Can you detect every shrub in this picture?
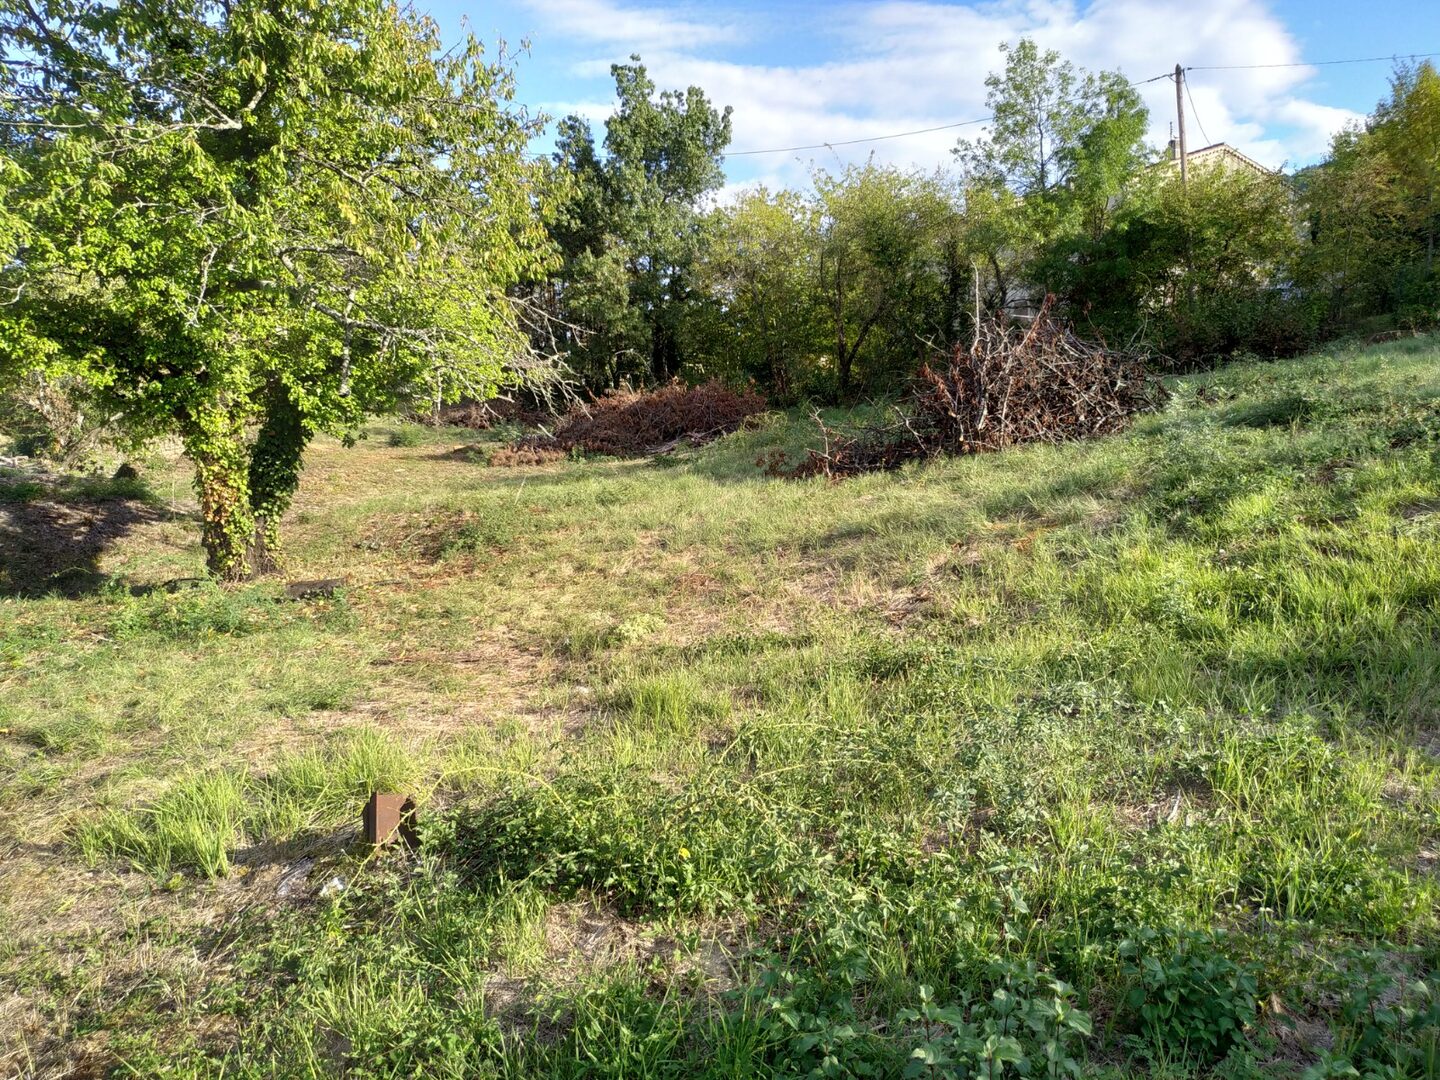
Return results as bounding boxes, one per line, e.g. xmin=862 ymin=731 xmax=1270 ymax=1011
xmin=742 ymin=958 xmax=1093 ymax=1079
xmin=1305 ymin=950 xmax=1440 ymax=1079
xmin=0 ymin=372 xmax=120 ymax=468
xmin=1162 ymin=291 xmax=1324 ymax=365
xmin=386 ymin=424 xmax=426 ymax=447
xmin=1120 ymin=928 xmax=1259 ymax=1065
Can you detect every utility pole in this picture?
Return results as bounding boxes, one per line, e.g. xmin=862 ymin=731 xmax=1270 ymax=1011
xmin=1175 ymin=63 xmax=1188 ymax=190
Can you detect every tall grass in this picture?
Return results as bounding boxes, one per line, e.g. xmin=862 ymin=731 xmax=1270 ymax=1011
xmin=74 ymin=730 xmax=419 ymax=876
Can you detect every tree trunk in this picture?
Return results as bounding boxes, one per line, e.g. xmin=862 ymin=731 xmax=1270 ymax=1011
xmin=247 ymin=386 xmax=308 ymax=577
xmin=834 ymin=267 xmax=850 ymax=399
xmin=183 ymin=408 xmax=257 ymax=581
xmin=650 ymin=319 xmax=678 ymax=383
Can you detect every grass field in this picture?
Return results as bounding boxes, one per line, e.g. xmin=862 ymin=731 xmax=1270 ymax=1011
xmin=2 ymin=337 xmax=1439 ymax=1078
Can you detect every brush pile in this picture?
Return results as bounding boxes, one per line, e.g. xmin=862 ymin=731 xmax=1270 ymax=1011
xmin=417 ymin=398 xmax=551 ymax=430
xmin=498 ymin=380 xmax=767 ymax=463
xmin=793 ymin=302 xmax=1166 ymax=478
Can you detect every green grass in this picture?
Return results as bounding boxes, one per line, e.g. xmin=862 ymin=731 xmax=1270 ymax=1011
xmin=72 ymin=729 xmax=421 ymax=876
xmin=2 ymin=337 xmax=1440 ymax=1077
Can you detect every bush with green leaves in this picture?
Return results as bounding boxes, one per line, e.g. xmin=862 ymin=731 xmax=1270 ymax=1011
xmin=1119 ymin=929 xmax=1259 ymax=1065
xmin=734 ymin=956 xmax=1093 ymax=1080
xmin=1300 ymin=951 xmax=1440 ymax=1080
xmin=0 ymin=372 xmax=119 ymax=467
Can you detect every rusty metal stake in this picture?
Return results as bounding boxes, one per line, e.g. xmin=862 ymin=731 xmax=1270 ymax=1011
xmin=363 ymin=792 xmax=419 ymax=851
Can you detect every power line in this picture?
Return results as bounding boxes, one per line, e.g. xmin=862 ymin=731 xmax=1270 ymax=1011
xmin=725 ymin=70 xmax=1172 ymax=157
xmin=1182 ymin=74 xmax=1212 ymax=147
xmin=1188 ymin=51 xmax=1439 ymax=71
xmin=540 ymin=48 xmax=1439 ymax=163
xmin=726 ymin=116 xmax=991 ymax=157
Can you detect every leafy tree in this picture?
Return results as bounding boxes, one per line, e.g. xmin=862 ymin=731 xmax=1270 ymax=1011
xmin=957 ymin=181 xmax=1029 ymax=316
xmin=1371 ymin=60 xmax=1440 ymax=293
xmin=954 ymin=39 xmax=1148 ymax=305
xmin=688 ymin=188 xmax=824 ymax=400
xmin=815 ymin=165 xmax=959 ymax=397
xmin=1294 ymin=127 xmax=1409 ymax=326
xmin=549 ymin=58 xmax=732 ymax=387
xmin=1111 ymin=167 xmax=1300 ymax=358
xmin=0 ymin=0 xmax=554 ymax=579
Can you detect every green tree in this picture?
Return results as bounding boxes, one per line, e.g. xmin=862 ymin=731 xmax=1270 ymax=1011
xmin=1114 ymin=167 xmax=1299 ymax=357
xmin=0 ymin=0 xmax=554 ymax=579
xmin=1295 ymin=126 xmax=1409 ymax=326
xmin=688 ymin=188 xmax=824 ymax=400
xmin=815 ymin=165 xmax=959 ymax=398
xmin=957 ymin=181 xmax=1029 ymax=316
xmin=954 ymin=38 xmax=1148 ymax=299
xmin=1371 ymin=60 xmax=1440 ymax=290
xmin=549 ymin=58 xmax=732 ymax=387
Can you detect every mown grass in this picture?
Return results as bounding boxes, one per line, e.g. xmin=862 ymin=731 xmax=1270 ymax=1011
xmin=2 ymin=338 xmax=1439 ymax=1077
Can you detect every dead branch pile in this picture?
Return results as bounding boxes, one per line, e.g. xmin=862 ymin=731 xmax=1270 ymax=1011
xmin=501 ymin=380 xmax=766 ymax=462
xmin=486 ymin=444 xmax=568 ymax=467
xmin=417 ymin=398 xmax=552 ymax=430
xmin=793 ymin=302 xmax=1166 ymax=478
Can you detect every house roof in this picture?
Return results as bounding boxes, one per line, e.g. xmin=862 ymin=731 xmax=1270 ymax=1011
xmin=1162 ymin=141 xmax=1273 ymax=176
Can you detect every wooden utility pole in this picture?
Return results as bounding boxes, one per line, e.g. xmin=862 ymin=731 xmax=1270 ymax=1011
xmin=1175 ymin=63 xmax=1188 ymax=190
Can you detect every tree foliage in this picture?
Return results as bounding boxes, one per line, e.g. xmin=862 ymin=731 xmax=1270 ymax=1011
xmin=1373 ymin=61 xmax=1440 ymax=279
xmin=688 ymin=188 xmax=823 ymax=401
xmin=1294 ymin=128 xmax=1409 ymax=326
xmin=547 ymin=58 xmax=732 ymax=387
xmin=687 ymin=167 xmax=961 ymax=401
xmin=1042 ymin=165 xmax=1299 ymax=357
xmin=954 ymin=39 xmax=1149 ymax=301
xmin=0 ymin=0 xmax=554 ymax=577
xmin=815 ymin=166 xmax=961 ymax=396
xmin=626 ymin=42 xmax=1438 ymax=393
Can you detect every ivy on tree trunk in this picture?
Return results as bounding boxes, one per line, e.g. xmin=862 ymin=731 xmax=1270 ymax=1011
xmin=184 ymin=406 xmax=257 ymax=582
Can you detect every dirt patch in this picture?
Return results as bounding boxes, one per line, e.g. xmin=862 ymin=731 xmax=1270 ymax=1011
xmin=1113 ymin=785 xmax=1211 ymax=831
xmin=486 ymin=444 xmax=568 ymax=468
xmin=1398 ymin=497 xmax=1440 ymax=521
xmin=0 ymin=843 xmax=273 ymax=1078
xmin=539 ymin=899 xmax=742 ymax=991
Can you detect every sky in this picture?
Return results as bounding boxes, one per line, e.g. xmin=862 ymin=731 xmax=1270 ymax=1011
xmin=426 ymin=0 xmax=1440 ymax=194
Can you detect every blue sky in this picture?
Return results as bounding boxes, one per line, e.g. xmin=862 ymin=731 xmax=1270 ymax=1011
xmin=426 ymin=0 xmax=1440 ymax=192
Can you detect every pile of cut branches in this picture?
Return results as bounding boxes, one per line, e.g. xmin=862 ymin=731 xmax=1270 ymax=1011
xmin=417 ymin=397 xmax=552 ymax=430
xmin=793 ymin=301 xmax=1166 ymax=478
xmin=499 ymin=380 xmax=766 ymax=462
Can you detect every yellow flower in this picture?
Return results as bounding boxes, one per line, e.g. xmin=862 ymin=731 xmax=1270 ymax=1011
xmin=678 ymin=847 xmax=690 ymax=860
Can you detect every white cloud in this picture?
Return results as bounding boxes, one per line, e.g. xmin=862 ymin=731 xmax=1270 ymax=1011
xmin=524 ymin=0 xmax=1370 ymax=184
xmin=1268 ymin=98 xmax=1366 ymax=160
xmin=538 ymin=98 xmax=615 ymax=127
xmin=521 ymin=0 xmax=744 ymax=52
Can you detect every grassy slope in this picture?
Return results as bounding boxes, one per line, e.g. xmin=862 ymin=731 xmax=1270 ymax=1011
xmin=2 ymin=337 xmax=1439 ymax=1078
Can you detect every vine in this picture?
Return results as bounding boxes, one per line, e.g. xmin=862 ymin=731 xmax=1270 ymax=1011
xmin=182 ymin=403 xmax=256 ymax=582
xmin=247 ymin=386 xmax=309 ymax=576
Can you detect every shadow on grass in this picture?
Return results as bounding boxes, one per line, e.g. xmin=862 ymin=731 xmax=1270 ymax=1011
xmin=0 ymin=473 xmax=180 ymax=598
